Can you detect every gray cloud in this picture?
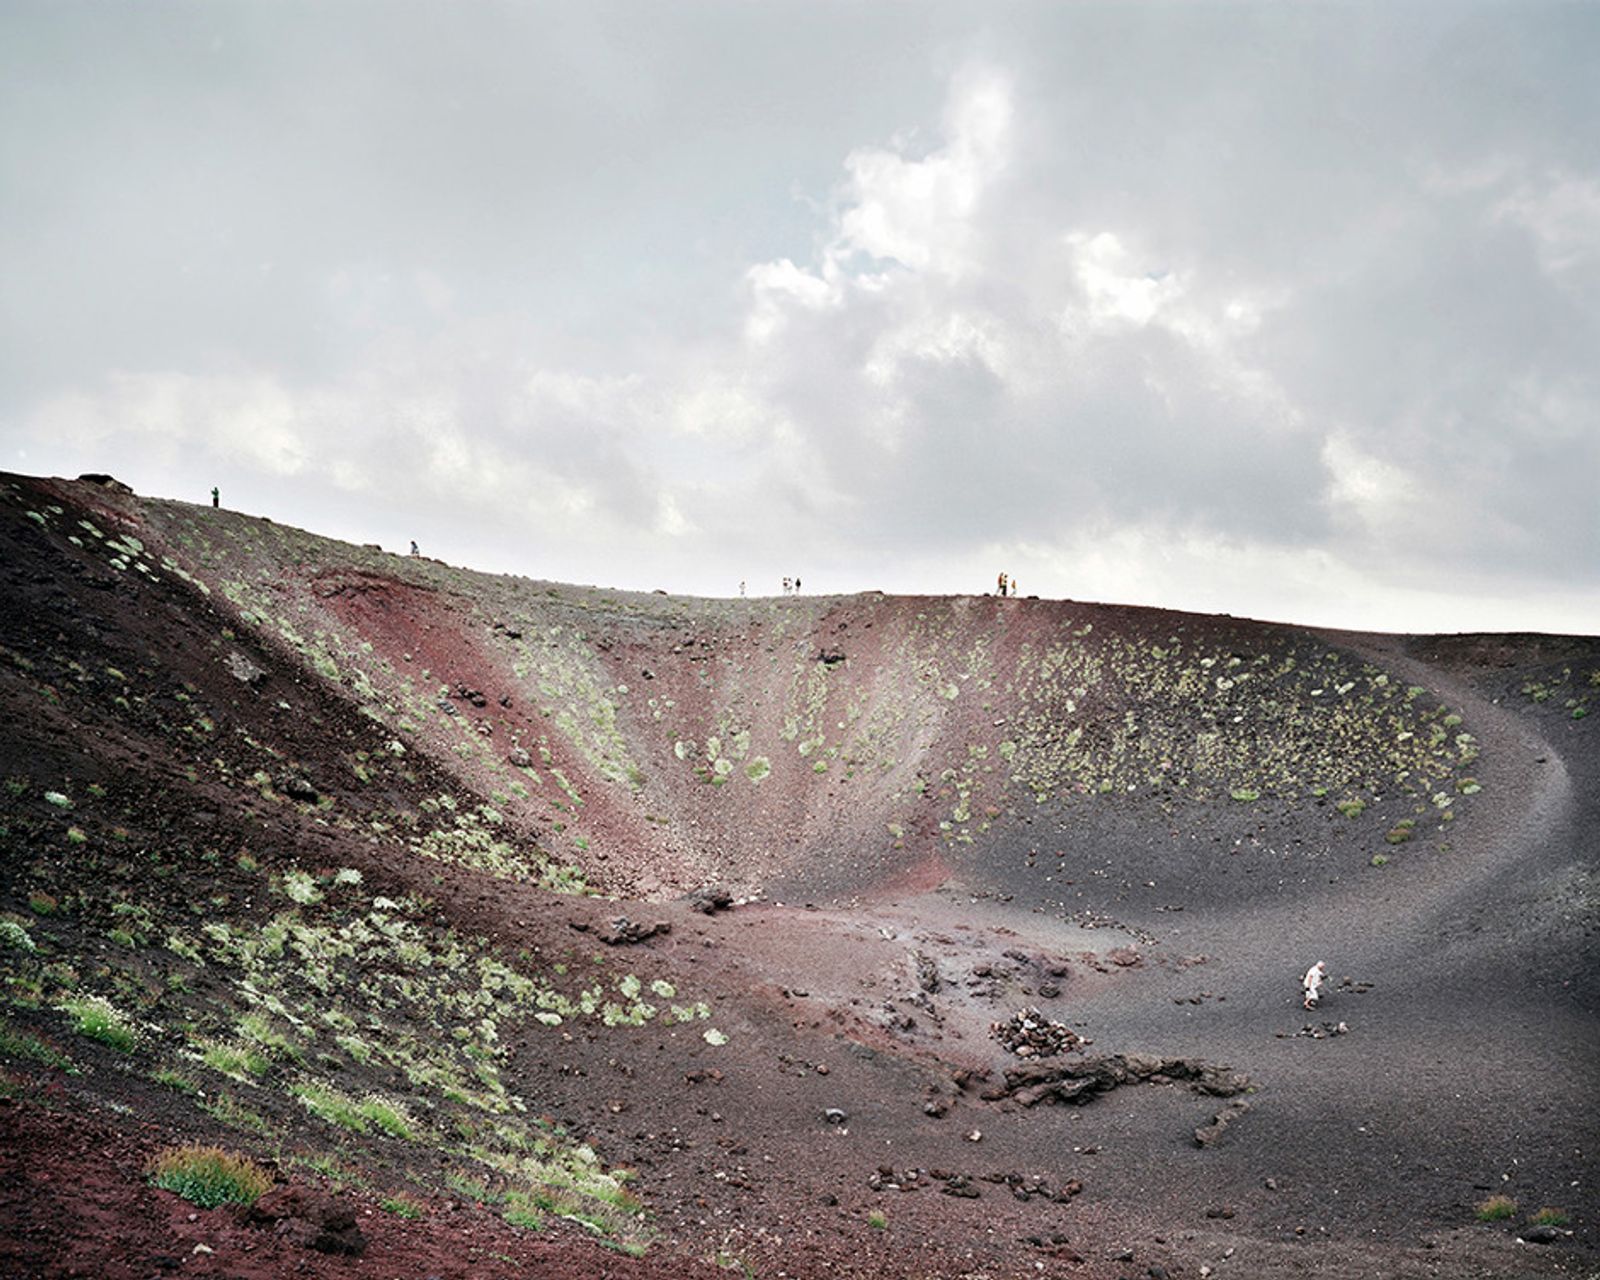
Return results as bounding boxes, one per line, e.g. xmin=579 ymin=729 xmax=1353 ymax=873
xmin=2 ymin=2 xmax=1596 ymax=630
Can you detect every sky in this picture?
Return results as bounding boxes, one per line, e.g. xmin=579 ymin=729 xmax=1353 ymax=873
xmin=3 ymin=2 xmax=1597 ymax=635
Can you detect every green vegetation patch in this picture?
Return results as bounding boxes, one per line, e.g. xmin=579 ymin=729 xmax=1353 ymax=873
xmin=0 ymin=1018 xmax=75 ymax=1071
xmin=148 ymin=1144 xmax=273 ymax=1208
xmin=292 ymin=1080 xmax=414 ymax=1139
xmin=58 ymin=994 xmax=137 ymax=1052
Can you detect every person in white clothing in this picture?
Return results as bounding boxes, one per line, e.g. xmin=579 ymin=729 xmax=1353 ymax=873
xmin=1302 ymin=960 xmax=1328 ymax=1010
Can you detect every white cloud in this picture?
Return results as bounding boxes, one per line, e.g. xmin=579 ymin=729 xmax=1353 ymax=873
xmin=834 ymin=68 xmax=1012 ymax=278
xmin=1066 ymin=232 xmax=1182 ymax=328
xmin=1495 ymin=172 xmax=1600 ymax=285
xmin=1321 ymin=431 xmax=1412 ymax=533
xmin=30 ymin=372 xmax=312 ymax=476
xmin=5 ymin=23 xmax=1595 ymax=632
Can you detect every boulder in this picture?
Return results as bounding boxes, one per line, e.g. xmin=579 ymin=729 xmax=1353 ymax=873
xmin=598 ymin=916 xmax=671 ymax=946
xmin=78 ymin=474 xmax=134 ymax=494
xmin=683 ymin=885 xmax=734 ymax=915
xmin=224 ymin=652 xmax=265 ymax=685
xmin=275 ymin=773 xmax=319 ymax=802
xmin=246 ymin=1186 xmax=365 ymax=1256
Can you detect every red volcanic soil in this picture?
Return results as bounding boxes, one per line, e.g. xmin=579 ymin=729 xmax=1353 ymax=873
xmin=1 ymin=473 xmax=1596 ymax=1280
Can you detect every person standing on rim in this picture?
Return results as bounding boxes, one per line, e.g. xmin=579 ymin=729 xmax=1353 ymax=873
xmin=211 ymin=486 xmax=219 ymax=508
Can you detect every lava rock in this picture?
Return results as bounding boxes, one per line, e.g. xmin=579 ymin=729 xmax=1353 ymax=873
xmin=684 ymin=885 xmax=734 ymax=914
xmin=224 ymin=652 xmax=265 ymax=685
xmin=1194 ymin=1100 xmax=1252 ymax=1148
xmin=991 ymin=1007 xmax=1083 ymax=1059
xmin=1520 ymin=1225 xmax=1562 ymax=1244
xmin=598 ymin=916 xmax=670 ymax=945
xmin=246 ymin=1186 xmax=365 ymax=1256
xmin=275 ymin=772 xmax=319 ymax=802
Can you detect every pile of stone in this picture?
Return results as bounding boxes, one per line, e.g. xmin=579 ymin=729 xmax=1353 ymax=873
xmin=990 ymin=1007 xmax=1083 ymax=1059
xmin=1285 ymin=1020 xmax=1350 ymax=1039
xmin=864 ymin=1165 xmax=1078 ymax=1203
xmin=982 ymin=1170 xmax=1084 ymax=1203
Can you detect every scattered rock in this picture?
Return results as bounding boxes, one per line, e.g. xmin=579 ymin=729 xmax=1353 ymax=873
xmin=507 ymin=746 xmax=532 ymax=768
xmin=452 ymin=684 xmax=487 ymax=708
xmin=1194 ymin=1100 xmax=1251 ymax=1148
xmin=1022 ymin=1231 xmax=1080 ymax=1260
xmin=1279 ymin=1021 xmax=1350 ymax=1040
xmin=823 ymin=1107 xmax=848 ymax=1126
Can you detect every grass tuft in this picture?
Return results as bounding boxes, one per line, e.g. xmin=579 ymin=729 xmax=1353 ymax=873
xmin=381 ymin=1193 xmax=427 ymax=1219
xmin=58 ymin=994 xmax=137 ymax=1052
xmin=1475 ymin=1194 xmax=1517 ymax=1222
xmin=0 ymin=1019 xmax=74 ymax=1071
xmin=148 ymin=1144 xmax=273 ymax=1208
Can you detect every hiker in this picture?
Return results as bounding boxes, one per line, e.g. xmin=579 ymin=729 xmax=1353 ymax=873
xmin=782 ymin=577 xmax=790 ymax=594
xmin=997 ymin=572 xmax=1006 ymax=596
xmin=739 ymin=580 xmax=746 ymax=597
xmin=211 ymin=486 xmax=219 ymax=508
xmin=795 ymin=577 xmax=801 ymax=593
xmin=1302 ymin=960 xmax=1327 ymax=1010
xmin=410 ymin=540 xmax=419 ymax=557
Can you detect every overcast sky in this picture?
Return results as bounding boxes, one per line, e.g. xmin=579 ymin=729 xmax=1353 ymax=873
xmin=3 ymin=2 xmax=1597 ymax=634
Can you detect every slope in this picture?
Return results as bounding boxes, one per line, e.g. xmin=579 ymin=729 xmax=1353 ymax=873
xmin=1 ymin=472 xmax=1595 ymax=1280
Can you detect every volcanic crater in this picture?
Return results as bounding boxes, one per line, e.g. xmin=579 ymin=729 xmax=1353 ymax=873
xmin=1 ymin=472 xmax=1595 ymax=1279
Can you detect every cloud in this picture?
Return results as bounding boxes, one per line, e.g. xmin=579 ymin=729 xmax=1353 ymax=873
xmin=5 ymin=15 xmax=1597 ymax=631
xmin=1495 ymin=172 xmax=1600 ymax=287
